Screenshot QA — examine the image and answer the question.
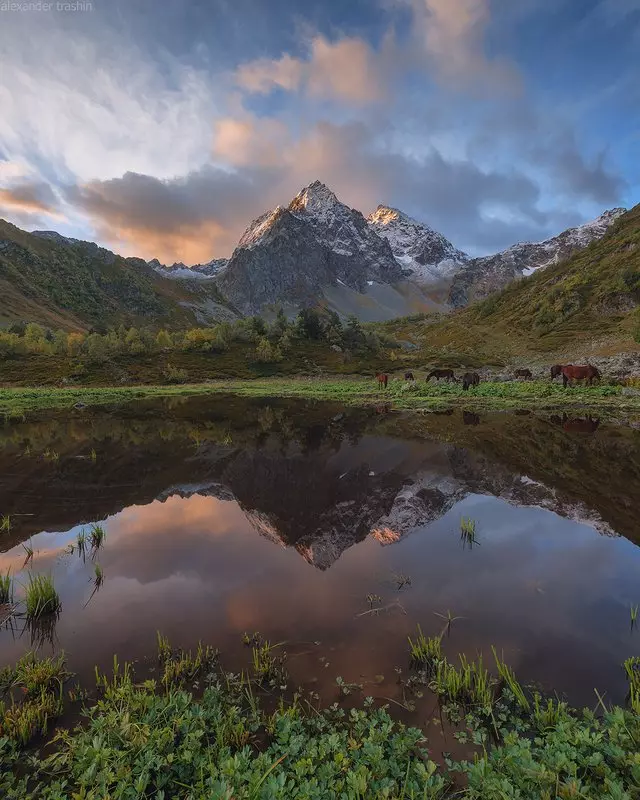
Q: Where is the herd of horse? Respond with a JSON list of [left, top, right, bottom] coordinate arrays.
[[375, 363, 602, 391]]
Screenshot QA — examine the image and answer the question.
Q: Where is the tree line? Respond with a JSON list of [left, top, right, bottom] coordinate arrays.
[[0, 309, 394, 364]]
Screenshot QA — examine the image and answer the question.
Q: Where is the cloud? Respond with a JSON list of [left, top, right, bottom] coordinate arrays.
[[213, 117, 291, 167], [235, 52, 304, 94], [235, 35, 387, 104], [68, 117, 559, 261], [0, 24, 220, 185], [0, 181, 60, 216], [405, 0, 521, 91]]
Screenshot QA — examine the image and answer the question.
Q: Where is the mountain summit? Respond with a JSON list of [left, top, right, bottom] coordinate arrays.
[[367, 205, 469, 283], [216, 181, 404, 315]]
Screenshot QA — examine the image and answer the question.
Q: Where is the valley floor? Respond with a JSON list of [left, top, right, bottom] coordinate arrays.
[[1, 376, 639, 417]]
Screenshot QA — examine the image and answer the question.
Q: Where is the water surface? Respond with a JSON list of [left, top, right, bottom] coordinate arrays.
[[1, 396, 639, 730]]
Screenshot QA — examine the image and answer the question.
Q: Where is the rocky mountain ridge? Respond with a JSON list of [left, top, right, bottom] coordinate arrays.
[[448, 208, 627, 307]]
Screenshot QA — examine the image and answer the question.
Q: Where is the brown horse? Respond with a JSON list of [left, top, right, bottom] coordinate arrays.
[[550, 364, 565, 380], [404, 371, 415, 381], [561, 365, 600, 387], [462, 372, 480, 391], [427, 368, 456, 382], [376, 373, 389, 389], [514, 368, 533, 380]]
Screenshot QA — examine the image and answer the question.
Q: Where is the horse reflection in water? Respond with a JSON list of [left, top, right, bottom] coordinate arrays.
[[462, 411, 481, 426], [550, 413, 600, 434]]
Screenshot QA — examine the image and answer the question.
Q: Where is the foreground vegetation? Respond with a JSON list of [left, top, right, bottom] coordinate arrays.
[[1, 636, 639, 798], [1, 376, 639, 418]]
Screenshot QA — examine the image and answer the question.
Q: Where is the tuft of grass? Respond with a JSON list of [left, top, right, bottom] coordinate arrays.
[[93, 563, 104, 586], [408, 626, 442, 674], [0, 514, 11, 533], [158, 639, 217, 690], [76, 529, 87, 554], [24, 574, 61, 619], [90, 448, 97, 463], [14, 652, 68, 697], [22, 540, 34, 565], [0, 570, 13, 604], [90, 523, 106, 550], [1, 688, 64, 746], [251, 639, 287, 687], [460, 517, 479, 548], [631, 604, 638, 629], [624, 656, 640, 714], [532, 692, 568, 730], [432, 653, 494, 711], [492, 646, 530, 710]]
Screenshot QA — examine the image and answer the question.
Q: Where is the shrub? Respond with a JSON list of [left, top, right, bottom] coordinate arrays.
[[163, 364, 189, 384]]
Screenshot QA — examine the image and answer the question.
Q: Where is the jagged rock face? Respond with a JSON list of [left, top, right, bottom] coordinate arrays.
[[216, 181, 403, 315], [448, 208, 626, 307], [367, 205, 468, 284], [148, 257, 228, 280]]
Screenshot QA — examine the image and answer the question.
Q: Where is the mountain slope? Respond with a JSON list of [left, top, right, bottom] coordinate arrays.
[[0, 220, 233, 330], [408, 204, 640, 360], [367, 205, 468, 283], [216, 182, 405, 315], [448, 208, 627, 307]]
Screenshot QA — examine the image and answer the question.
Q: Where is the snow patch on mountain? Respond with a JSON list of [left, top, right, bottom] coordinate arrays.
[[367, 205, 468, 284], [148, 256, 228, 280]]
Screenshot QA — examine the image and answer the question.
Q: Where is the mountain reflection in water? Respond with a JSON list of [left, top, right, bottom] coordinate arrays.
[[0, 395, 639, 718]]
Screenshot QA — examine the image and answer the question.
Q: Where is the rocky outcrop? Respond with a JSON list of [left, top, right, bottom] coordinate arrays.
[[448, 208, 626, 307], [215, 182, 403, 315]]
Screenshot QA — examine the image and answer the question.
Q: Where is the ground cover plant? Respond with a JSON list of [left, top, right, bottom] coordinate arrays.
[[0, 636, 638, 799]]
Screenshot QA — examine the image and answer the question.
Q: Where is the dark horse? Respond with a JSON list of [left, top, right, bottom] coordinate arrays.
[[462, 372, 480, 391], [404, 371, 415, 381], [427, 368, 456, 382], [562, 364, 601, 387], [376, 373, 389, 389], [550, 364, 564, 381], [463, 411, 481, 425], [514, 368, 533, 380]]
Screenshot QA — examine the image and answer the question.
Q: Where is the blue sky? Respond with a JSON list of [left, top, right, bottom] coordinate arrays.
[[0, 0, 638, 262]]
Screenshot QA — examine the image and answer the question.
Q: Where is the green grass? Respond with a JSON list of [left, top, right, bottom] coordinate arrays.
[[0, 642, 640, 799], [0, 375, 637, 418], [0, 514, 11, 533], [93, 563, 103, 586], [408, 626, 442, 673], [24, 574, 61, 619], [492, 646, 530, 710], [0, 571, 12, 604], [460, 517, 479, 548], [89, 524, 105, 550]]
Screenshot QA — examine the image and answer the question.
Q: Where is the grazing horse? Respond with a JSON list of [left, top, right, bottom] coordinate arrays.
[[427, 368, 456, 382], [561, 364, 600, 387], [514, 368, 533, 380], [462, 372, 480, 391], [550, 364, 565, 381], [404, 371, 415, 381], [376, 373, 389, 389], [463, 411, 481, 426]]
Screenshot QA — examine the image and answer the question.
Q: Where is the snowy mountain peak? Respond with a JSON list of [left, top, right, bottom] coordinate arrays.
[[288, 180, 343, 220], [367, 204, 468, 284], [237, 206, 287, 249]]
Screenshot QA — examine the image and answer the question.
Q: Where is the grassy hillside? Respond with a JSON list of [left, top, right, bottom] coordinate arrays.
[[382, 204, 640, 364], [0, 220, 232, 331]]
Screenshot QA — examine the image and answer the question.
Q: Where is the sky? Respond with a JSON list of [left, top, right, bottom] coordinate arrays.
[[0, 0, 638, 263]]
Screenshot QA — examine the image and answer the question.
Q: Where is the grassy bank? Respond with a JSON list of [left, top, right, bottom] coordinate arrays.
[[1, 639, 639, 798], [1, 376, 639, 417]]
